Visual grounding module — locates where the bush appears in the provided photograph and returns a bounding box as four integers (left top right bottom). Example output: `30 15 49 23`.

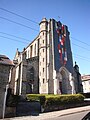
45 94 85 107
26 94 85 108
26 94 46 106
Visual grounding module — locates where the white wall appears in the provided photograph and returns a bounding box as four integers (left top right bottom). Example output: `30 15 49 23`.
82 80 90 93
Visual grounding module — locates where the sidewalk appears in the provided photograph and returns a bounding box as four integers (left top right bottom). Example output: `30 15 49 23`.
4 105 90 120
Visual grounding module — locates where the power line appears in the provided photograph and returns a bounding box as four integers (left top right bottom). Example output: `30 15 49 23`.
1 31 90 53
0 8 88 47
0 35 28 44
0 7 39 25
70 36 90 61
0 16 39 32
0 31 30 42
1 35 90 62
73 55 90 63
71 36 90 46
1 32 90 63
72 42 90 52
73 53 90 61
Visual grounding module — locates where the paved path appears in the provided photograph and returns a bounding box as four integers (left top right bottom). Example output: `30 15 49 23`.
3 105 90 120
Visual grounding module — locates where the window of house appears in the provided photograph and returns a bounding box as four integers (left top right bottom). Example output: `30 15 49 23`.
30 45 33 57
43 49 44 52
28 50 29 58
43 58 44 62
23 51 27 59
43 40 44 44
34 44 36 56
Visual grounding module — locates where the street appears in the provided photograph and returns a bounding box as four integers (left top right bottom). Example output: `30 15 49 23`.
43 111 89 120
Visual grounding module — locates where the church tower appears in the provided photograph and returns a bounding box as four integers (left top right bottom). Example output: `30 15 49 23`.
39 18 75 94
39 18 49 93
51 19 75 94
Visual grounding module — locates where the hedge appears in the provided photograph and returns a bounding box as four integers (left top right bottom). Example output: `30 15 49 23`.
26 94 46 106
45 94 85 107
26 94 85 107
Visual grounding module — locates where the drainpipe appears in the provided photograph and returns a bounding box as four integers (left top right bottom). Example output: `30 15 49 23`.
2 84 9 119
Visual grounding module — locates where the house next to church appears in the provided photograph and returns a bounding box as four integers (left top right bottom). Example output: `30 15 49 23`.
0 55 14 118
82 75 90 93
10 18 83 96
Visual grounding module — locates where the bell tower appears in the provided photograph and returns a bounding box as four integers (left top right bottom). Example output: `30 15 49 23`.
39 18 48 93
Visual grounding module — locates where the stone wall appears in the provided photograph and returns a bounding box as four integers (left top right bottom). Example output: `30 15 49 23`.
26 56 39 94
0 64 11 118
19 56 39 96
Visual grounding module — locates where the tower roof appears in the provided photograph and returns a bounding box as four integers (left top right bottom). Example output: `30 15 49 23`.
39 18 47 25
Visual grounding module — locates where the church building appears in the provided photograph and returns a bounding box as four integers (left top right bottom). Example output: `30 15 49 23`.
11 18 82 96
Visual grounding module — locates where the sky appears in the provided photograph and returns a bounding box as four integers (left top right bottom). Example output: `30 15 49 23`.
0 0 90 75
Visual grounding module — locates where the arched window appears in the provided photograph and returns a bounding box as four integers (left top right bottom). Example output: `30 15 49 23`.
30 45 33 57
34 44 36 56
26 67 34 94
29 67 34 81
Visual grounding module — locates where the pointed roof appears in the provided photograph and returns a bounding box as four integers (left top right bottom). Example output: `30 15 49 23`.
14 48 20 60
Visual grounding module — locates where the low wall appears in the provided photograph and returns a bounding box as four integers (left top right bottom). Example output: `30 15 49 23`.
5 107 16 118
44 101 90 112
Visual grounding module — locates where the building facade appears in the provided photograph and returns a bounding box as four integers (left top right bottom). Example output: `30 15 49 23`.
12 18 82 96
82 75 90 93
0 55 14 118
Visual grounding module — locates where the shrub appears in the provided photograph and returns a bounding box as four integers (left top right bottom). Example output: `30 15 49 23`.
45 94 85 107
26 94 85 108
26 94 46 106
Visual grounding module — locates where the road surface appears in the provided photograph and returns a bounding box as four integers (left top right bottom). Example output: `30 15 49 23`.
43 111 89 120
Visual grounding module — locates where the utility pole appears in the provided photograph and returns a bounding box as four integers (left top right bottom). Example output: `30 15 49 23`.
2 84 8 119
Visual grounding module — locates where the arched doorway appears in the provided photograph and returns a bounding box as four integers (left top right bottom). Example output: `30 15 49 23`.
60 70 68 94
57 67 72 94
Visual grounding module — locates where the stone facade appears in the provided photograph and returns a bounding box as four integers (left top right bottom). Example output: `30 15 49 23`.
0 55 14 118
12 57 39 97
11 18 83 96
